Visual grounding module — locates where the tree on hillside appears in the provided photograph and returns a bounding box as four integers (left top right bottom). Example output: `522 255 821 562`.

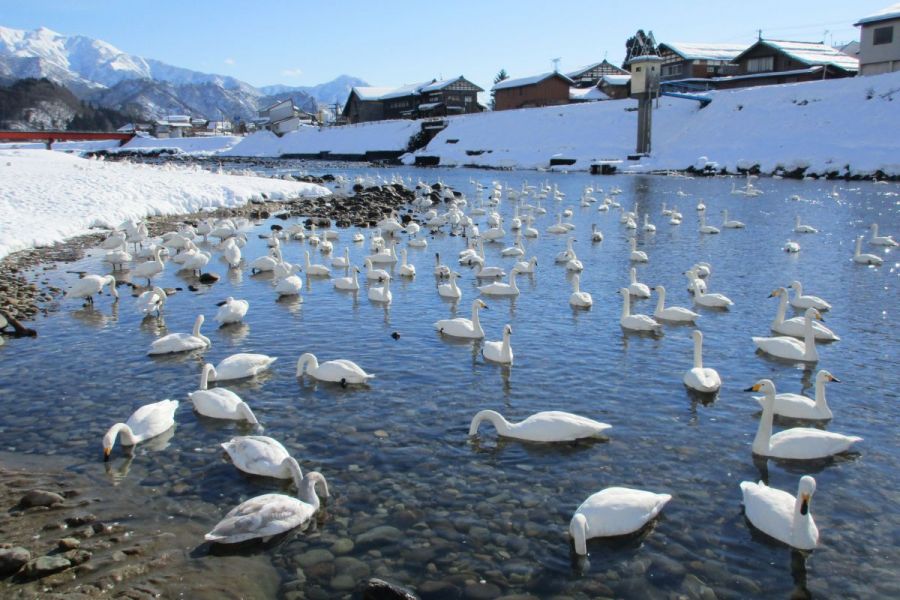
623 30 658 68
490 69 509 110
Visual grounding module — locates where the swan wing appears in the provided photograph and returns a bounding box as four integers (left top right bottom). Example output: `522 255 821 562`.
222 436 289 476
206 494 313 543
190 389 244 418
575 487 671 537
740 481 794 544
149 333 206 355
127 399 177 442
512 411 611 441
752 336 804 358
768 428 862 459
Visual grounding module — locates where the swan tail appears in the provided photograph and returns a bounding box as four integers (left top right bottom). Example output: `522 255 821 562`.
239 403 259 425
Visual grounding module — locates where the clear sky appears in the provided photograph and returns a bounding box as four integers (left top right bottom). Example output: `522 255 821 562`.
1 0 888 89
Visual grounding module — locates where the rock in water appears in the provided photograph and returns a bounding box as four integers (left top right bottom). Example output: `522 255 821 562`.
198 273 219 284
18 489 65 508
362 578 419 600
0 547 31 577
22 555 71 579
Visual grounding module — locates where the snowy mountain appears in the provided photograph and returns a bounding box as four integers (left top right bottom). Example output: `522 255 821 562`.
0 25 324 121
259 75 368 107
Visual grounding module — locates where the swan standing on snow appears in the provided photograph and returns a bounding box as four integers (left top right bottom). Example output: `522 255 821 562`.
652 286 698 323
205 472 328 544
206 353 277 381
296 352 374 386
683 330 721 393
768 288 838 341
619 288 662 334
333 266 361 291
103 399 178 459
478 268 521 296
469 409 610 442
189 364 259 424
629 237 648 262
869 223 898 246
215 297 249 325
221 436 303 488
483 324 513 364
435 299 487 338
745 379 861 459
853 235 883 265
148 314 210 355
136 286 166 316
569 273 592 308
789 281 831 311
794 215 818 234
741 476 818 550
628 267 650 298
569 487 672 555
753 369 838 421
753 308 822 363
368 274 392 304
66 274 118 305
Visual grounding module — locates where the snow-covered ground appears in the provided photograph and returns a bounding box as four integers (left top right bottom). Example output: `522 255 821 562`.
115 135 242 156
0 140 122 152
222 120 420 157
0 149 330 260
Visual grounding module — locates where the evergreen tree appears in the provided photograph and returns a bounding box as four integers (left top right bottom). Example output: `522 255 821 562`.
490 69 510 110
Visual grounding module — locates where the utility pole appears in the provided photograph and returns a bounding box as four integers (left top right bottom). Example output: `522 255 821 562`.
551 57 561 72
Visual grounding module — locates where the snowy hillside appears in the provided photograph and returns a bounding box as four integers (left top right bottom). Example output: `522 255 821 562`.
223 120 421 157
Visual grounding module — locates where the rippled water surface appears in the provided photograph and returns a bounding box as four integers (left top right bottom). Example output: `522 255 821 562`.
1 167 898 599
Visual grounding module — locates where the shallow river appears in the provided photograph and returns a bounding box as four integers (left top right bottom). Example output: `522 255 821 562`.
1 166 898 599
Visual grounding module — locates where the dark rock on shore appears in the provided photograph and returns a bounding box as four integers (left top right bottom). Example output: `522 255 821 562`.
363 577 420 600
17 489 65 509
0 547 31 577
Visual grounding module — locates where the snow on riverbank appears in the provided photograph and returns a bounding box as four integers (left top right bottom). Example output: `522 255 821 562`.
116 135 242 156
0 149 330 260
222 120 420 157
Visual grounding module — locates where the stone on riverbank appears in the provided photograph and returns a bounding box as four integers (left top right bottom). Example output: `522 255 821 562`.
0 547 31 577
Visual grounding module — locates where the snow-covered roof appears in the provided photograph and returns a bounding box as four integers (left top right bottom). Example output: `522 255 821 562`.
855 3 900 25
380 81 434 100
420 76 483 92
666 65 824 85
418 102 443 110
351 86 396 101
600 74 631 86
492 72 575 91
735 40 859 72
659 42 749 61
569 87 610 101
566 60 628 78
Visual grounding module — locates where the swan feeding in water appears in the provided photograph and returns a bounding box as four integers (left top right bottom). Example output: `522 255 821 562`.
569 487 672 555
296 352 374 386
135 286 166 316
221 436 304 488
189 364 259 424
66 274 118 305
469 409 610 442
205 353 277 381
103 399 178 459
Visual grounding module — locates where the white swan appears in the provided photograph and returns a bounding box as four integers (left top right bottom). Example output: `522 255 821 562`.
783 240 801 253
104 242 132 270
514 256 538 274
207 354 277 381
753 369 838 421
547 213 568 234
683 330 721 393
483 324 513 364
304 251 331 277
869 223 898 247
555 237 576 263
221 436 303 488
500 235 525 258
745 379 861 459
438 271 463 299
215 297 249 325
652 286 698 323
629 237 648 262
753 308 821 363
433 252 451 278
643 214 656 232
740 476 818 550
368 274 392 304
275 272 303 298
692 280 733 309
222 238 242 268
103 399 178 459
66 275 119 304
399 248 416 277
331 247 350 268
182 250 211 276
205 472 328 544
435 299 487 338
722 210 745 229
250 247 282 273
473 263 505 279
789 281 831 311
368 243 398 264
619 288 661 334
296 352 374 385
148 315 211 355
189 364 259 424
628 267 650 298
853 235 883 265
698 213 720 234
478 268 520 296
136 286 166 316
768 288 838 341
333 266 361 291
591 224 603 242
570 487 672 555
569 273 592 308
469 409 610 442
364 257 390 282
131 247 165 285
794 215 818 234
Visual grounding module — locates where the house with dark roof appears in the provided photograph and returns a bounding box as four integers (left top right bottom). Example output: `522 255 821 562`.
657 42 748 81
341 77 483 124
492 72 575 111
855 3 900 75
566 60 629 88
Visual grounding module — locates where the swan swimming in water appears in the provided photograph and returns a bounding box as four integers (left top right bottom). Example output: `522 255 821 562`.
205 472 329 544
794 215 818 234
753 308 821 363
477 268 521 296
189 364 259 424
206 353 277 381
683 330 721 393
652 286 698 323
482 324 513 364
214 297 249 326
628 267 650 298
768 288 838 341
569 487 672 555
853 235 883 265
753 369 838 421
569 273 592 308
629 237 648 263
514 256 538 274
434 299 487 338
333 266 361 291
296 352 374 386
367 274 392 304
740 476 819 550
692 279 733 309
619 288 662 334
103 399 178 459
788 281 831 311
745 379 861 459
148 314 211 355
438 271 463 299
469 409 610 442
221 436 304 488
869 223 898 247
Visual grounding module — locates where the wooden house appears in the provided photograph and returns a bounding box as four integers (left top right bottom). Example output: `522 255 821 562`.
855 4 900 75
598 74 631 99
657 42 747 81
566 60 629 88
342 77 483 124
492 72 575 111
731 39 858 82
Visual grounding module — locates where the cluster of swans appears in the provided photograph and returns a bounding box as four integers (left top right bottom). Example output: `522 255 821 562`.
72 174 884 556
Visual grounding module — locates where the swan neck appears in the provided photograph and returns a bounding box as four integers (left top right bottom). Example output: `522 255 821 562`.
803 313 817 360
571 513 588 556
814 376 828 408
621 293 630 319
200 364 214 390
238 402 259 425
693 335 703 369
773 291 788 325
297 353 318 376
855 236 862 255
469 410 510 436
572 276 580 294
655 288 665 313
192 315 203 337
753 390 775 454
285 457 303 490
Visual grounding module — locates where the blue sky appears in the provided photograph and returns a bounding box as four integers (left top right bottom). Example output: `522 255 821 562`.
2 0 887 89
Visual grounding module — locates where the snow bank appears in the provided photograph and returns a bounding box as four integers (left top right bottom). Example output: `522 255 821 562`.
411 71 900 176
223 120 420 157
0 149 330 260
116 135 242 156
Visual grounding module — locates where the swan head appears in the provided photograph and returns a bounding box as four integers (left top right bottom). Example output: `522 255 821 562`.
303 471 330 499
570 513 588 556
818 370 840 384
504 324 512 336
789 281 802 291
744 379 775 395
102 423 128 460
105 276 119 299
767 288 785 298
806 308 824 322
798 476 816 515
617 287 629 296
653 285 665 295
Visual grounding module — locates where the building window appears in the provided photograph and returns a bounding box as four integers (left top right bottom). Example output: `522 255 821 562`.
746 56 774 73
874 26 893 45
662 63 682 77
464 96 472 103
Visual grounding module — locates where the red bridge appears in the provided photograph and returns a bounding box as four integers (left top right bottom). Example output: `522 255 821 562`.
0 130 135 149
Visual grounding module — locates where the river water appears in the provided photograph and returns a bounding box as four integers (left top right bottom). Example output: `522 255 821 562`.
1 165 898 599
